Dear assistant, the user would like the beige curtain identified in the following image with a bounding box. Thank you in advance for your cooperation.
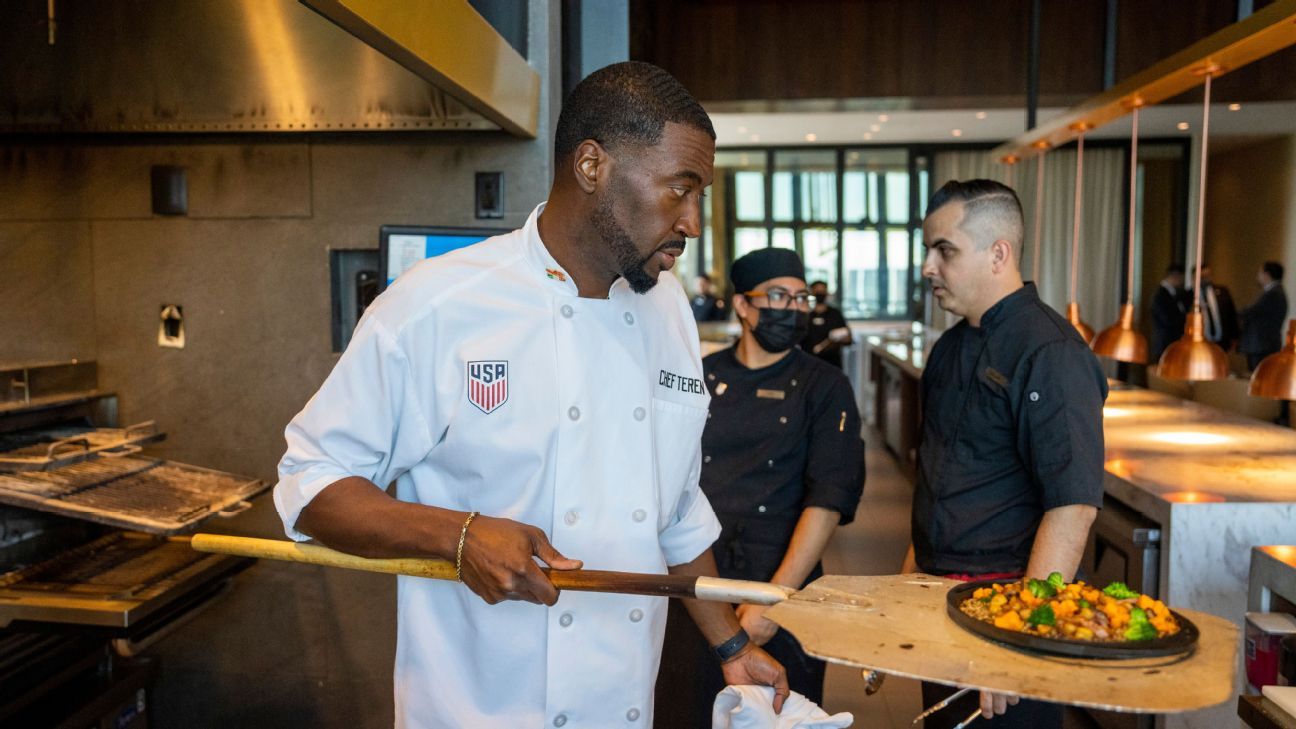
[930,147,1126,335]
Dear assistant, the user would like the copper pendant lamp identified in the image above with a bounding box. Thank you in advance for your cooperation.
[1158,70,1229,380]
[1066,129,1094,343]
[1248,319,1296,399]
[1093,104,1150,364]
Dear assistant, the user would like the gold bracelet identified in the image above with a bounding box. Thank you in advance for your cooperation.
[455,511,479,582]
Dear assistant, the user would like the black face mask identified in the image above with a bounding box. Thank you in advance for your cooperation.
[750,308,809,353]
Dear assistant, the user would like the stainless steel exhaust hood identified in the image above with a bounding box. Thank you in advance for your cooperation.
[0,0,538,136]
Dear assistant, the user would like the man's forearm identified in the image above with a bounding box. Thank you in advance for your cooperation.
[1024,504,1098,580]
[296,476,464,560]
[768,506,839,589]
[668,548,743,645]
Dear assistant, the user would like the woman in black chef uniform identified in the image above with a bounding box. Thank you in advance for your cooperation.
[655,249,865,725]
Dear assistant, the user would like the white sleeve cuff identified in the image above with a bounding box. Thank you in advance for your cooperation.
[272,466,355,542]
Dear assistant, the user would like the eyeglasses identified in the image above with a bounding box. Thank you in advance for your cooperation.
[742,287,816,310]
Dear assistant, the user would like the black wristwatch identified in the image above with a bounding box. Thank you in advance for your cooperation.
[711,628,751,663]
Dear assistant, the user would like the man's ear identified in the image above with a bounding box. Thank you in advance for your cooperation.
[573,140,606,194]
[990,239,1013,274]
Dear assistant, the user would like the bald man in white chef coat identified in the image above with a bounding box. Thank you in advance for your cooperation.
[273,62,787,728]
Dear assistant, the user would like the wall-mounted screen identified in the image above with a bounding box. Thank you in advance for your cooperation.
[378,225,507,291]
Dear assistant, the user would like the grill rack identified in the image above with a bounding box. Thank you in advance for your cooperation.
[0,422,164,472]
[0,456,262,534]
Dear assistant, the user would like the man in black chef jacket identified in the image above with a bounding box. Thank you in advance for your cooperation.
[655,248,865,725]
[904,180,1106,728]
[802,280,852,368]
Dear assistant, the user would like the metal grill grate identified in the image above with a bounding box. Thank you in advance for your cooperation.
[0,457,264,534]
[0,533,207,596]
[0,423,163,472]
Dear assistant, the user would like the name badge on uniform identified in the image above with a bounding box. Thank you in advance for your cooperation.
[983,367,1009,387]
[467,361,509,414]
[756,388,785,400]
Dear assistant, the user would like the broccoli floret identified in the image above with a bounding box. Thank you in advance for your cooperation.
[1047,572,1067,591]
[1124,607,1158,641]
[1103,581,1140,600]
[1027,605,1056,627]
[1027,578,1057,599]
[1077,599,1091,610]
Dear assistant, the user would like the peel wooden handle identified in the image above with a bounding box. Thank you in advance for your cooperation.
[189,533,794,605]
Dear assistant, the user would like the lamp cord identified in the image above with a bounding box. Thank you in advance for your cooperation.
[1070,133,1085,305]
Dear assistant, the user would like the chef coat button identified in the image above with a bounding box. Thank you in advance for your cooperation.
[629,608,644,622]
[779,416,788,424]
[707,373,715,381]
[758,505,767,513]
[627,708,641,721]
[559,611,573,627]
[564,509,579,526]
[560,304,574,318]
[554,714,568,727]
[633,406,646,421]
[703,455,712,463]
[568,406,581,421]
[632,508,647,522]
[791,378,798,387]
[1029,391,1040,402]
[624,312,635,325]
[767,459,774,467]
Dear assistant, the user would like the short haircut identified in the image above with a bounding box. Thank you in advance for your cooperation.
[696,273,711,283]
[809,280,828,289]
[1166,263,1185,276]
[554,61,716,161]
[1263,261,1284,281]
[925,179,1024,253]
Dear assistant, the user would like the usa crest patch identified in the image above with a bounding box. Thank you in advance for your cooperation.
[467,361,508,414]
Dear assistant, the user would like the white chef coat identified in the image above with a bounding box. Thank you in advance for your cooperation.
[274,203,722,728]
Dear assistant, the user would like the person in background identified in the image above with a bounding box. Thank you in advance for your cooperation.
[271,61,787,728]
[1239,261,1288,372]
[692,273,729,321]
[1190,263,1239,353]
[905,179,1106,728]
[801,280,852,369]
[1149,263,1188,364]
[656,248,865,727]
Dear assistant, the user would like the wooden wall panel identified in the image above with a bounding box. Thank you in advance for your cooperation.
[631,0,1294,104]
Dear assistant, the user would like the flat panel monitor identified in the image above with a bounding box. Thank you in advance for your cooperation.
[378,225,507,291]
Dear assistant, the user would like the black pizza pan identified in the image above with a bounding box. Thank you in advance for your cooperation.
[945,580,1200,659]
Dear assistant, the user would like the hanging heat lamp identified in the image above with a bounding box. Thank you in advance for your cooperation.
[1093,102,1150,364]
[1158,68,1229,381]
[1029,141,1049,285]
[1248,319,1296,399]
[1066,126,1095,343]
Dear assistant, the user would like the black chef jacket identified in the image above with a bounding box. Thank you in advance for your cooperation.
[913,283,1107,576]
[700,347,865,582]
[691,293,727,322]
[802,304,850,368]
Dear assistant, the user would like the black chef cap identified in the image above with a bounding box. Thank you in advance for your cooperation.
[730,248,806,293]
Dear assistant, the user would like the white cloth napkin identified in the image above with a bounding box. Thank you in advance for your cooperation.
[711,685,854,729]
[1263,685,1296,719]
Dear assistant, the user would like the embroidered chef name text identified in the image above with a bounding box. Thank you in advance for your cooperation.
[659,369,705,394]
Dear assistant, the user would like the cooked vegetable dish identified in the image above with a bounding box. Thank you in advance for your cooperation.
[958,573,1180,642]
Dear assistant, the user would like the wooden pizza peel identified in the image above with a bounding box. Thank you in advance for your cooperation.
[765,574,1239,715]
[191,536,1237,713]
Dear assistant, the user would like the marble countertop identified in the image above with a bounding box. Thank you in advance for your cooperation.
[1102,383,1296,506]
[864,323,939,377]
